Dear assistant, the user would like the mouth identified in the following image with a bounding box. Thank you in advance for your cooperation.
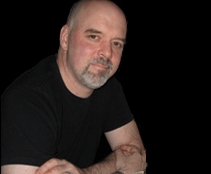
[91,63,109,71]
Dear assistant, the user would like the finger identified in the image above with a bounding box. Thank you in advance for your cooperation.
[140,150,147,169]
[35,158,61,174]
[141,150,146,160]
[119,144,131,151]
[114,145,121,151]
[120,144,139,153]
[114,145,131,155]
[41,164,69,174]
[141,149,146,155]
[122,150,131,156]
[115,148,126,157]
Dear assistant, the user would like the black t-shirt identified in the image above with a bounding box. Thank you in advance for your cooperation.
[1,55,133,168]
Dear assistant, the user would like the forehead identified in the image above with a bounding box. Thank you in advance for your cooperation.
[74,1,127,37]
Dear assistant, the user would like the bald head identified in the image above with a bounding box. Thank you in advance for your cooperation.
[57,0,128,93]
[67,0,127,32]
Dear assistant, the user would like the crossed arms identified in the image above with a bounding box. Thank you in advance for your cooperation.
[1,120,147,174]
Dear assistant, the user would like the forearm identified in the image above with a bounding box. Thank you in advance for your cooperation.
[82,152,117,174]
[35,145,146,174]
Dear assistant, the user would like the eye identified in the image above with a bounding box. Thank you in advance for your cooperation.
[113,41,123,48]
[89,35,99,40]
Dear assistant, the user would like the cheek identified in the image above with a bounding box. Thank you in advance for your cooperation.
[112,54,122,69]
[70,40,96,65]
[109,56,121,77]
[79,43,97,58]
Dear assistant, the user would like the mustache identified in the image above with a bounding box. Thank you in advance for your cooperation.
[90,57,113,70]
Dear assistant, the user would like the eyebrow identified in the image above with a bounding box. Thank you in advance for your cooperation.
[85,29,102,34]
[85,29,126,44]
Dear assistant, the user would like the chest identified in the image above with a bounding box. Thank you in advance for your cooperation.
[54,93,108,166]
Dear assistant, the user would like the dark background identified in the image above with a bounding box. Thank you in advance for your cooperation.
[2,1,183,172]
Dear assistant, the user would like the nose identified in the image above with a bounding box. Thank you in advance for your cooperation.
[98,41,112,59]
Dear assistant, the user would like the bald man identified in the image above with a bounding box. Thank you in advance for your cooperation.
[1,0,147,173]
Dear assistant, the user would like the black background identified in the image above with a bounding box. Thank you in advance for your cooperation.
[2,1,183,172]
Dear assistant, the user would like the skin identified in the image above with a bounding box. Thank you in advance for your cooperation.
[57,0,127,98]
[1,0,147,173]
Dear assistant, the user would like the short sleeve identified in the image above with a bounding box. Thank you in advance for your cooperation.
[1,86,58,166]
[102,77,134,132]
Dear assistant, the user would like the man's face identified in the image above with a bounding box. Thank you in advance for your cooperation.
[65,3,127,89]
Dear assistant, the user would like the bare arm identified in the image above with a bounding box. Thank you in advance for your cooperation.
[82,153,116,173]
[1,120,146,174]
[34,147,145,174]
[34,119,147,174]
[1,164,38,174]
[35,155,117,174]
[105,119,145,152]
[105,119,147,173]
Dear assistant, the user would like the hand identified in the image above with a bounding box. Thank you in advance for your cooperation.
[115,145,147,174]
[35,158,84,174]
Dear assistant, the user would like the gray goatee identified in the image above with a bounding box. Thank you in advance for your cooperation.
[80,57,113,89]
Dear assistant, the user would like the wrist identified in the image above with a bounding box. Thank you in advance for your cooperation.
[82,152,117,174]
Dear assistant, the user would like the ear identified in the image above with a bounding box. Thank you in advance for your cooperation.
[60,25,69,51]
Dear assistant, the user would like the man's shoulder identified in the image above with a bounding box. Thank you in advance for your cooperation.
[2,55,58,99]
